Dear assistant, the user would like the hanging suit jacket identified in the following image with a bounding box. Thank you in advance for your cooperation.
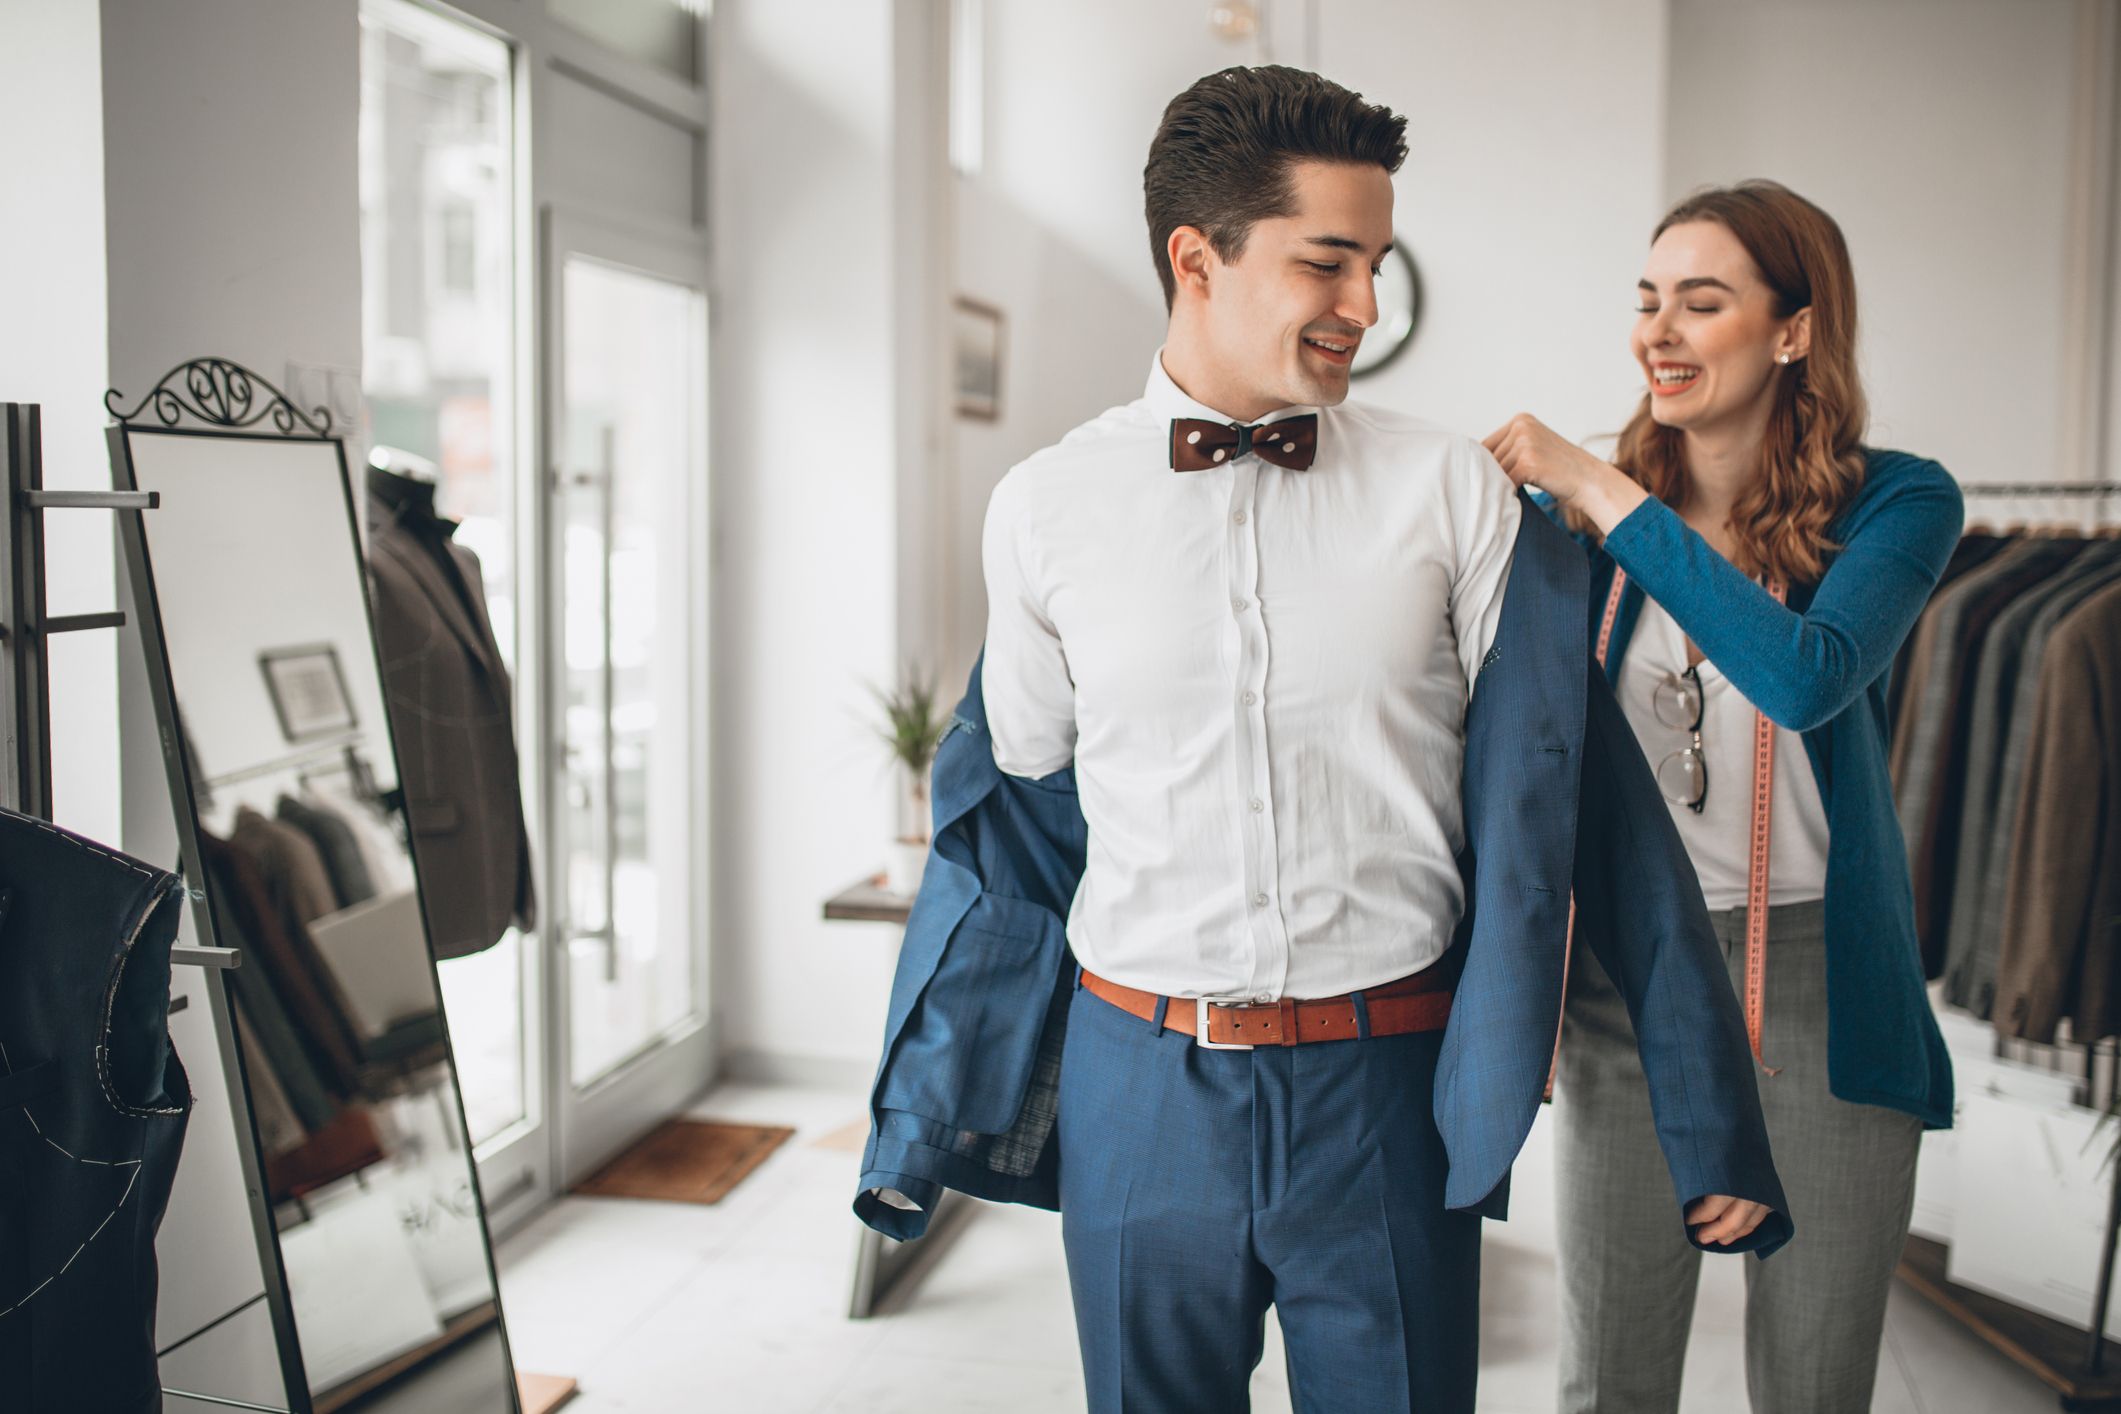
[1994,579,2121,1042]
[855,493,1792,1257]
[365,468,536,960]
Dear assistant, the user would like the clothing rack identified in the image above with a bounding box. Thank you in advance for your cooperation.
[203,733,366,793]
[0,402,234,970]
[1960,481,2121,496]
[1892,477,2121,1410]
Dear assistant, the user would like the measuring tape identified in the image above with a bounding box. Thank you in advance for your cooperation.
[1545,567,1784,1099]
[1742,575,1787,1076]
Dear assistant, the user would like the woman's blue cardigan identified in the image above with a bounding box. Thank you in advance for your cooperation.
[1555,447,1963,1127]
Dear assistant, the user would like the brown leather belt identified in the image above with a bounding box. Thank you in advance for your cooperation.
[1081,966,1454,1048]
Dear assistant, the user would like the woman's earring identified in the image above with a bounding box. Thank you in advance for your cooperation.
[1777,353,1791,365]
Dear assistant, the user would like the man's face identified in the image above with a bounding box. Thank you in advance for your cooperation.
[1190,160,1394,412]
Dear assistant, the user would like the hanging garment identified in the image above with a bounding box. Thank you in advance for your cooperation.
[1887,533,2005,733]
[0,809,190,1413]
[366,467,535,960]
[201,853,341,1133]
[1943,541,2121,1014]
[1993,580,2121,1042]
[1896,539,2084,968]
[276,793,375,912]
[1938,538,2108,1007]
[198,831,364,1100]
[229,804,339,926]
[306,777,416,896]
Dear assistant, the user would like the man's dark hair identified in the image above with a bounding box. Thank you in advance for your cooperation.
[1144,66,1408,312]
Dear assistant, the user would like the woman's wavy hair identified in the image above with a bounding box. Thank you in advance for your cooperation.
[1583,181,1868,585]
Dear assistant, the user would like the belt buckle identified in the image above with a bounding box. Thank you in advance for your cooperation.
[1193,996,1256,1050]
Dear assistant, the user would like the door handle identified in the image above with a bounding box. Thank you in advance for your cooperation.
[564,923,619,985]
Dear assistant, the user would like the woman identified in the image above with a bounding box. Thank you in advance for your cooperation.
[1484,180,1960,1413]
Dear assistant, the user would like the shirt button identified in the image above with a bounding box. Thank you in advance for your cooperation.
[1242,690,1257,706]
[1249,798,1264,812]
[1254,993,1272,1004]
[1234,510,1248,525]
[1252,893,1269,908]
[1233,597,1249,613]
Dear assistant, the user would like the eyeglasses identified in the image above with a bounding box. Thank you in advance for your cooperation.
[1653,664,1708,814]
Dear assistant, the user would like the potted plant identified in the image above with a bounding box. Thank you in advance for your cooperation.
[871,664,948,896]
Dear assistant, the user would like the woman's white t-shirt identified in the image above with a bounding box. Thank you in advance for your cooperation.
[1614,595,1831,910]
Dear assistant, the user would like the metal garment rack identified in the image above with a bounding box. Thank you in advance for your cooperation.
[0,402,237,971]
[1960,481,2121,496]
[1893,477,2121,1411]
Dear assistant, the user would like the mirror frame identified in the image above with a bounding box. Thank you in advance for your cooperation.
[110,373,522,1414]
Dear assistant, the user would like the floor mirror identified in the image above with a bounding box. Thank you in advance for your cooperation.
[110,360,521,1413]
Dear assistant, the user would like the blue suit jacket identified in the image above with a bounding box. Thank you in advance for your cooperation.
[856,492,1792,1257]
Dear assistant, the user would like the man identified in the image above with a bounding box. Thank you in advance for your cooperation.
[857,66,1788,1412]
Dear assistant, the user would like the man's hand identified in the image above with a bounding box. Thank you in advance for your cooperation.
[1481,413,1648,534]
[1685,1193,1771,1247]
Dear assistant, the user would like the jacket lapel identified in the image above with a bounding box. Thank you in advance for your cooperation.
[370,504,505,682]
[1437,494,1590,1208]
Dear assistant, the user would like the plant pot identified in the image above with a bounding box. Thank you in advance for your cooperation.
[884,836,929,897]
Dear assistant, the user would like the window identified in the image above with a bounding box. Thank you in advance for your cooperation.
[358,0,525,1148]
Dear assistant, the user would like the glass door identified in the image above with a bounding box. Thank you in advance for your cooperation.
[542,209,713,1184]
[357,0,549,1227]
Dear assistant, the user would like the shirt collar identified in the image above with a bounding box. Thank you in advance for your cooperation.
[1142,347,1318,433]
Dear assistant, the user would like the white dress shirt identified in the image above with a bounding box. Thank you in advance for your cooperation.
[1615,596,1830,910]
[980,350,1521,1002]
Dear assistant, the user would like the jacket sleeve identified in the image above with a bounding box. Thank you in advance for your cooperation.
[853,1174,944,1241]
[1572,659,1794,1257]
[1599,462,1963,730]
[1993,625,2106,1042]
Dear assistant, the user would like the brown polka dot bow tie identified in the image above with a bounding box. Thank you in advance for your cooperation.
[1168,414,1319,472]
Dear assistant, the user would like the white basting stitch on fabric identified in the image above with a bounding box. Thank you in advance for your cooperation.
[95,870,189,1119]
[6,1276,56,1314]
[0,821,186,1319]
[2,812,157,879]
[0,1077,156,1317]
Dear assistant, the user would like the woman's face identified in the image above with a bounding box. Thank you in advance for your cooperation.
[1631,220,1806,437]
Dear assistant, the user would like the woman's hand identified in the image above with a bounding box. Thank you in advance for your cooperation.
[1482,413,1648,535]
[1684,1193,1772,1247]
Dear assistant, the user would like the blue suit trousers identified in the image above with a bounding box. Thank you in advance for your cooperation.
[1056,970,1481,1412]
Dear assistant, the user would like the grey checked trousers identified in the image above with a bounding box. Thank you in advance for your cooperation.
[1553,899,1923,1413]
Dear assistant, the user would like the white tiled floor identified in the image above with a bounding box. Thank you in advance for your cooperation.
[496,1079,2061,1413]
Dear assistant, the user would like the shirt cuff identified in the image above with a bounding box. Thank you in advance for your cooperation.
[872,1186,923,1212]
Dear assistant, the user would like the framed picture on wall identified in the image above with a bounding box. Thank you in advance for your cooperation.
[953,296,1005,421]
[259,643,359,743]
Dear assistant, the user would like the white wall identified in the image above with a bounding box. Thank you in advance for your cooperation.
[1665,0,2082,485]
[1324,0,1670,459]
[0,0,116,845]
[708,0,907,1078]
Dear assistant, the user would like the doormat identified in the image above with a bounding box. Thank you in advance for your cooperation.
[571,1119,795,1205]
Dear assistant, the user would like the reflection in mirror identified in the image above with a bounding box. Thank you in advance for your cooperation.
[117,426,519,1412]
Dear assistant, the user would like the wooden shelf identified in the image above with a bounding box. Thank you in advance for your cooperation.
[1898,1235,2121,1409]
[823,875,913,926]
